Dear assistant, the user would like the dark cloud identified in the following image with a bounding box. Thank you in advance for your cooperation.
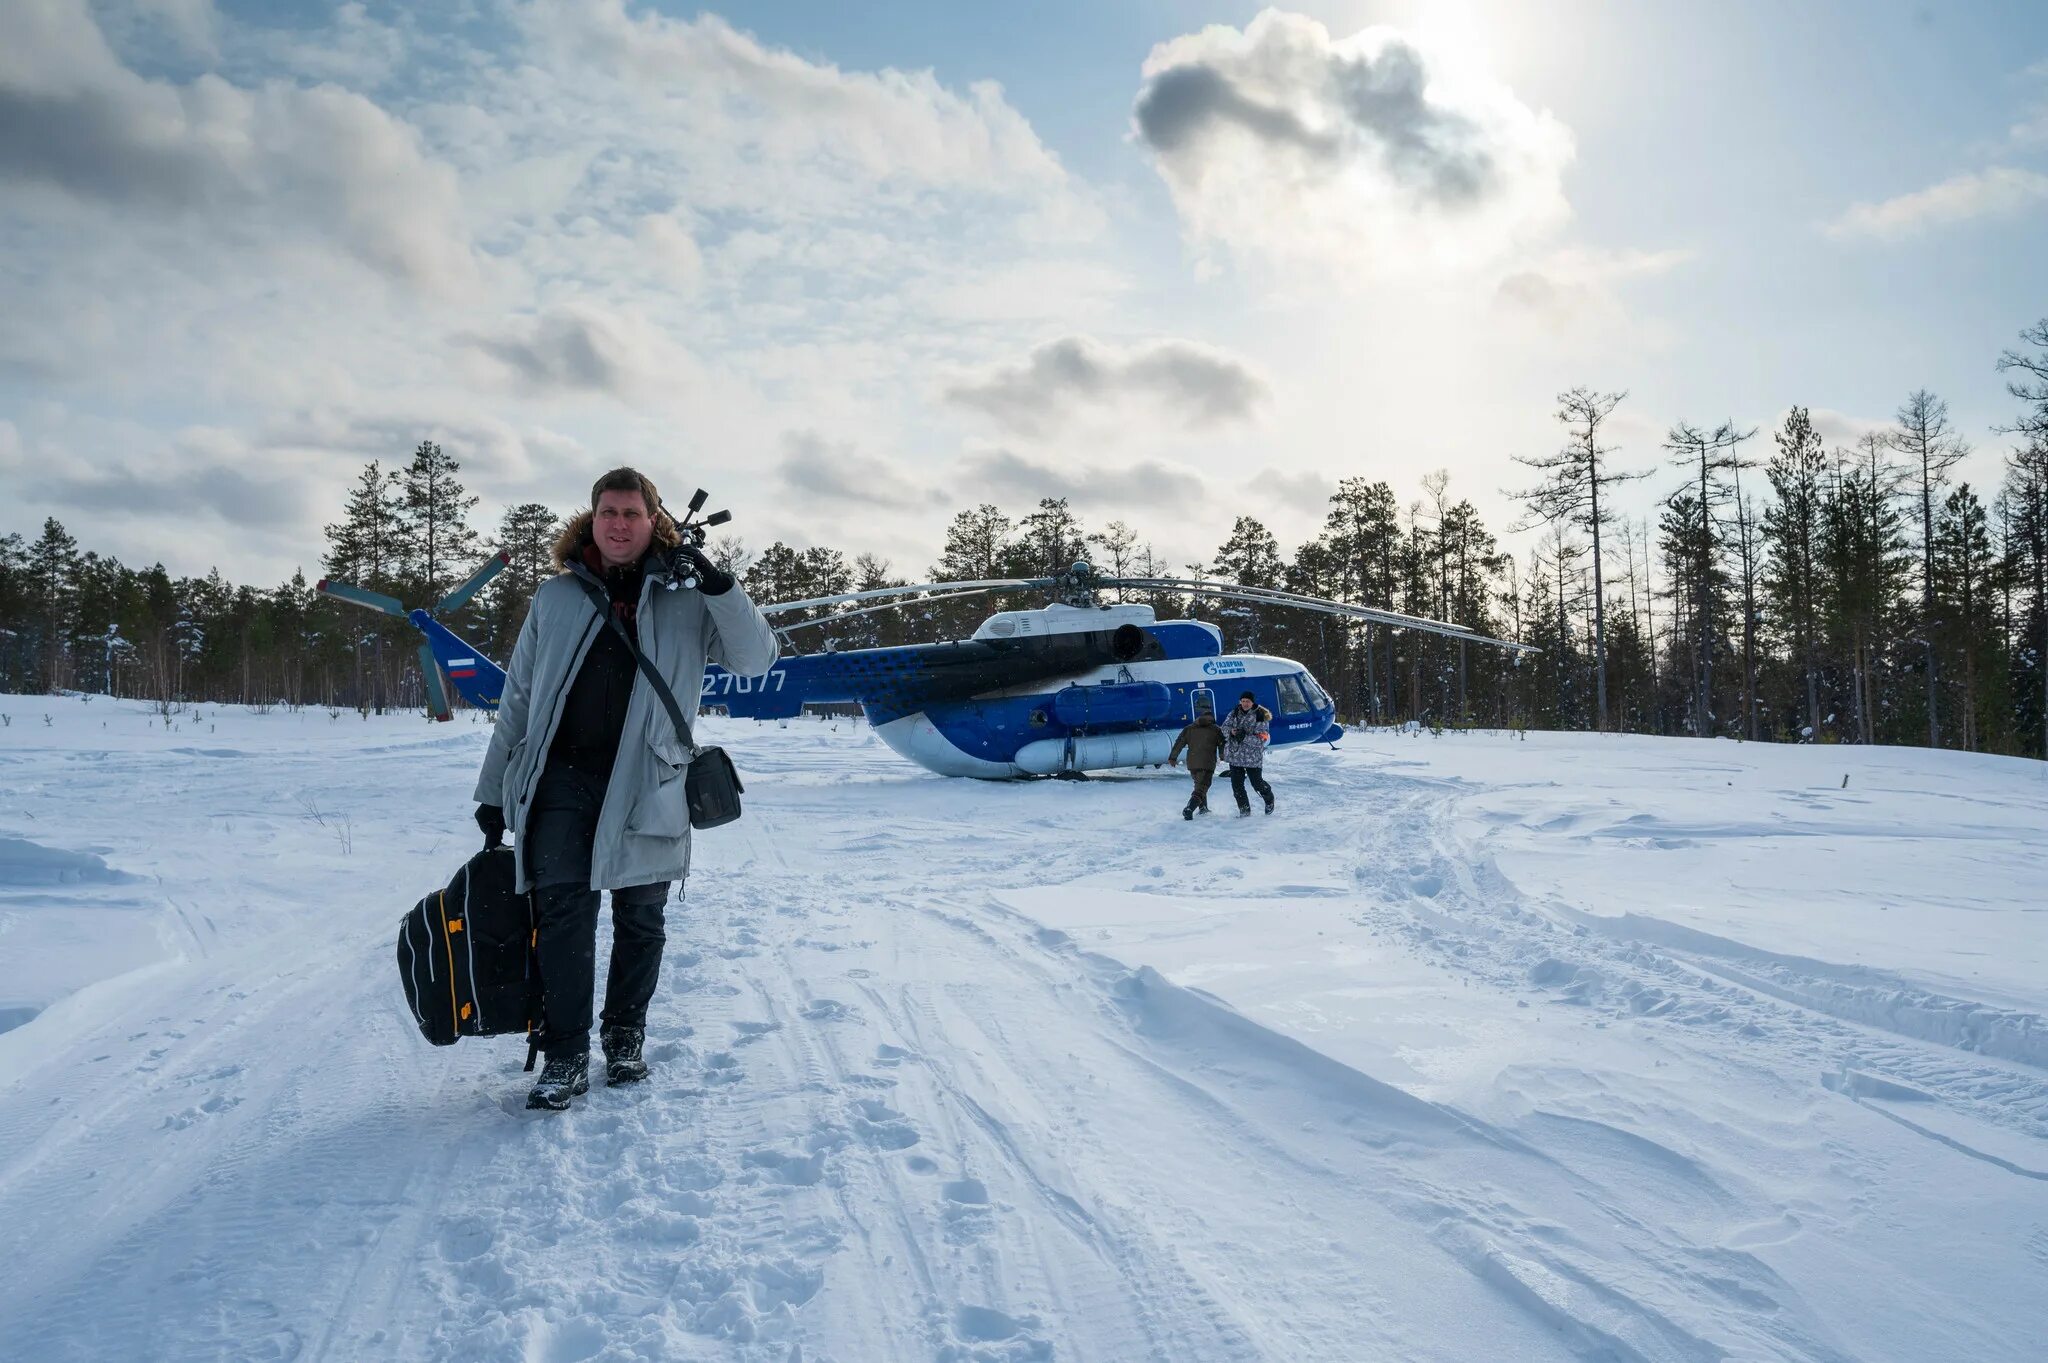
[945,336,1267,439]
[1259,468,1331,514]
[455,306,697,401]
[462,311,631,395]
[1134,32,1495,209]
[777,431,942,510]
[29,458,307,525]
[1134,65,1333,160]
[958,448,1208,512]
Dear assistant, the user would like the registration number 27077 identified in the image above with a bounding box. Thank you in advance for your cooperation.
[701,669,789,696]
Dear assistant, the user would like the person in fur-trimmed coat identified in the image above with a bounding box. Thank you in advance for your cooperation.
[1221,690,1276,817]
[473,467,779,1109]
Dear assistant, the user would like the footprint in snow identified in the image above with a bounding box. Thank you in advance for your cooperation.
[941,1306,1051,1361]
[800,998,852,1023]
[850,1098,920,1150]
[743,1147,828,1187]
[731,1020,780,1045]
[436,1216,494,1263]
[873,1043,915,1067]
[160,1093,240,1129]
[941,1179,993,1242]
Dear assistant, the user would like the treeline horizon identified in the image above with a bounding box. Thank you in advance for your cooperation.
[4,321,2045,761]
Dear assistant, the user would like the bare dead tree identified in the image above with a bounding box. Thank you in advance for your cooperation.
[1890,390,1968,747]
[1996,318,2048,446]
[1509,388,1646,730]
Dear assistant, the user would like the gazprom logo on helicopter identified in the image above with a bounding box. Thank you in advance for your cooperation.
[1201,659,1248,676]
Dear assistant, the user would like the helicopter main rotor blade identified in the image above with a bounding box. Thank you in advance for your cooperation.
[760,578,1045,616]
[436,550,510,616]
[316,579,409,618]
[1108,576,1476,633]
[1112,578,1539,654]
[771,586,1009,635]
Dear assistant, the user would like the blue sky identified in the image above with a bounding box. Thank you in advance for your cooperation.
[4,0,2046,586]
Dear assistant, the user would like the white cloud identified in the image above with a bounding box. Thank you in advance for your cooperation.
[1495,246,1693,319]
[946,336,1269,440]
[1132,10,1573,278]
[635,214,703,292]
[0,0,474,293]
[1801,407,1891,449]
[510,1,1079,205]
[1822,166,2048,241]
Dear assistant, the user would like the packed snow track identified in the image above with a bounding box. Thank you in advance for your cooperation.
[2,695,2045,1361]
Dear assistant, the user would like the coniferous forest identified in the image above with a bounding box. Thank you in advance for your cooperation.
[4,323,2047,760]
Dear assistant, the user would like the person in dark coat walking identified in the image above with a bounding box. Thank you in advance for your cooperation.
[473,467,779,1110]
[1221,690,1275,816]
[1168,713,1223,819]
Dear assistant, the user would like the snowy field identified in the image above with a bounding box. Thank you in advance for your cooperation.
[2,691,2045,1363]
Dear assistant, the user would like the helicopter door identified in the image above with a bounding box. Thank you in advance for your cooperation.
[1191,686,1215,722]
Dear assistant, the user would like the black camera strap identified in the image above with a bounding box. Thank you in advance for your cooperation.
[569,566,696,757]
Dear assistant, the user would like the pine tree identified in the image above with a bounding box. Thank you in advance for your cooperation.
[1819,436,1911,745]
[1999,442,2048,759]
[28,518,80,691]
[1935,484,2000,750]
[395,440,481,604]
[1211,515,1284,651]
[1320,478,1403,722]
[322,462,405,713]
[485,501,562,655]
[1664,421,1754,736]
[0,531,30,691]
[1763,408,1828,737]
[1011,498,1086,577]
[1087,520,1140,599]
[932,505,1014,581]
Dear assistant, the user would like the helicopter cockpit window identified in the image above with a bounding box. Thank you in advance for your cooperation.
[1300,673,1330,710]
[1276,675,1309,714]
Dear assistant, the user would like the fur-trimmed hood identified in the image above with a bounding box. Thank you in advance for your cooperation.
[551,507,681,572]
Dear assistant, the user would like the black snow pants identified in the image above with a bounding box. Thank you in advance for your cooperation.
[524,763,671,1059]
[1228,764,1273,812]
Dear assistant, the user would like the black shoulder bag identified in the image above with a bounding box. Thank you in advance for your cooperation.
[572,572,745,830]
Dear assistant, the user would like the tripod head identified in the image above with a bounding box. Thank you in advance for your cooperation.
[660,487,733,588]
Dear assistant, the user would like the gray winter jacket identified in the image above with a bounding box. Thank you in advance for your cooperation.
[474,554,780,893]
[1222,704,1271,768]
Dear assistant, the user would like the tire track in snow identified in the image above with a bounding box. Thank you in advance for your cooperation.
[1362,772,2048,1149]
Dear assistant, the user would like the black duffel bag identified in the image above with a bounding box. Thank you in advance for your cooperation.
[397,845,539,1049]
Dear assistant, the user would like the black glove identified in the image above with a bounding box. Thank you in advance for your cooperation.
[675,543,734,595]
[475,803,506,849]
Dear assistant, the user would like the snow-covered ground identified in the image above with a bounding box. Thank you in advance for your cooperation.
[2,692,2045,1362]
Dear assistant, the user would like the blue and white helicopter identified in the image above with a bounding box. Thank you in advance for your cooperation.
[336,542,1537,778]
[696,562,1536,777]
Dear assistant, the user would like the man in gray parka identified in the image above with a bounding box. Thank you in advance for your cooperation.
[474,467,779,1110]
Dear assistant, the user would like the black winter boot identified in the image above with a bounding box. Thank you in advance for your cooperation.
[1182,804,1195,821]
[601,1025,648,1086]
[527,1052,590,1110]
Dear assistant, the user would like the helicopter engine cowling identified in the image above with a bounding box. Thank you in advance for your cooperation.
[1049,681,1172,728]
